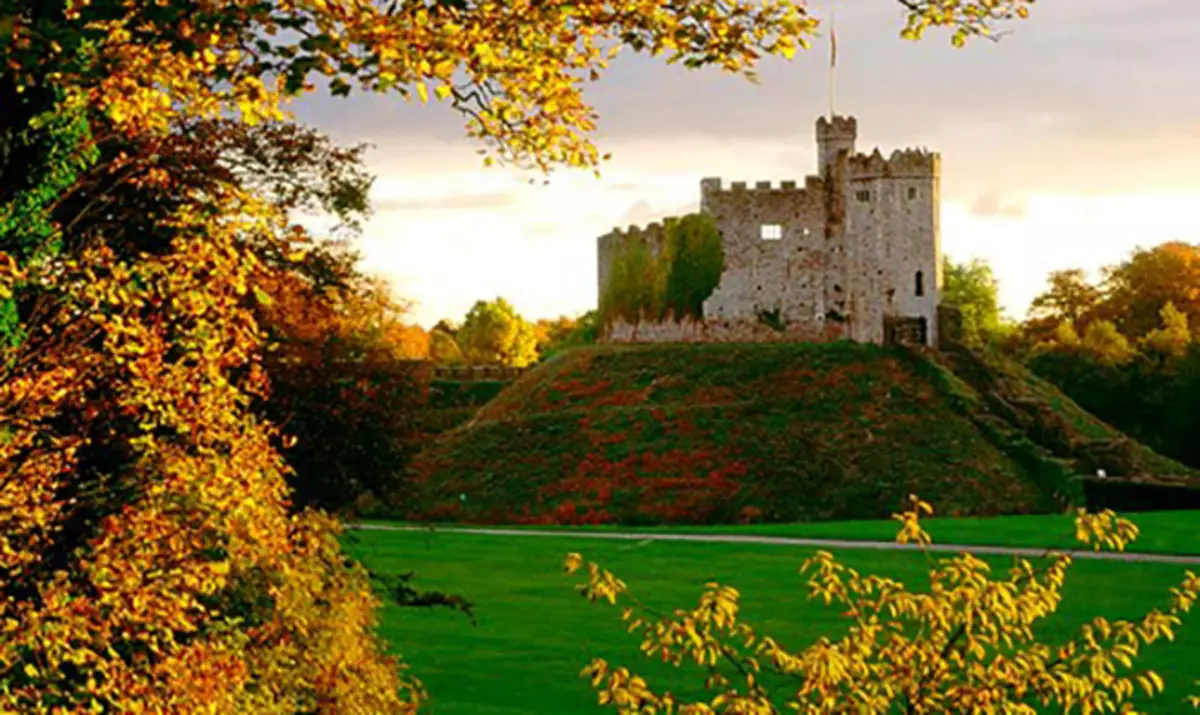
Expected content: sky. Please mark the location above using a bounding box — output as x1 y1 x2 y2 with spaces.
291 0 1200 328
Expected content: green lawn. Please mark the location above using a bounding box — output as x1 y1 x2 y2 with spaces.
364 508 1200 556
345 514 1200 714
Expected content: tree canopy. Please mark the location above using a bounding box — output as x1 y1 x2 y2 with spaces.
941 256 1004 346
456 297 539 367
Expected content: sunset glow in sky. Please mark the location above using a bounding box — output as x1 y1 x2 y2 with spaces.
293 0 1200 328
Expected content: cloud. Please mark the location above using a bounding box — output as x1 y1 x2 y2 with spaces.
969 194 1027 220
604 181 644 193
371 191 518 212
616 198 698 228
523 218 606 239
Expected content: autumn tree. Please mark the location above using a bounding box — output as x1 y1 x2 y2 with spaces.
537 310 600 360
430 326 467 365
1 0 1043 709
566 498 1200 713
1141 302 1192 361
534 314 583 358
1029 269 1102 325
1100 242 1200 340
1023 268 1103 347
1076 319 1136 366
256 240 433 513
456 297 539 367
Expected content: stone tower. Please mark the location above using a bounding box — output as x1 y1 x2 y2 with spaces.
816 115 857 177
837 142 941 345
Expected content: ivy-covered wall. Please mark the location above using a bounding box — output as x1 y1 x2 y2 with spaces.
598 213 723 325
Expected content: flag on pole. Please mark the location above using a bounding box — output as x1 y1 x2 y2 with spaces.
828 4 837 119
830 25 837 69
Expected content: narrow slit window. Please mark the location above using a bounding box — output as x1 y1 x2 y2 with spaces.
855 189 871 203
760 224 782 241
915 270 925 297
907 187 918 200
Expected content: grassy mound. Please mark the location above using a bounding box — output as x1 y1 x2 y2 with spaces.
403 342 1195 525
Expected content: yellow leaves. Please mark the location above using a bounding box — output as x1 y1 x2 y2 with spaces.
568 500 1195 713
1075 508 1140 552
892 494 934 547
900 0 1035 46
564 552 583 574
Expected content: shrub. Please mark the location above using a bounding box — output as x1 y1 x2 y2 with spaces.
566 497 1200 713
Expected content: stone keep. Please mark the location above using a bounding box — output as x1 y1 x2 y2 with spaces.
597 114 943 346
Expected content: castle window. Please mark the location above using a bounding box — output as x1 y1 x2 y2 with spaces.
907 187 918 200
915 270 925 297
760 223 782 240
855 189 871 202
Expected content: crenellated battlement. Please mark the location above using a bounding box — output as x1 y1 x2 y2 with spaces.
816 114 858 138
699 175 825 201
599 218 676 244
846 147 940 179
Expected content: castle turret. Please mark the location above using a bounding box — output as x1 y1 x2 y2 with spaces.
816 115 857 178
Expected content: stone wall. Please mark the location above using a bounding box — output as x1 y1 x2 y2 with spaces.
433 364 529 382
700 177 828 331
603 317 841 344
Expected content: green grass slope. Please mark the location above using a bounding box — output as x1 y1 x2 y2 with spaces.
403 342 1196 525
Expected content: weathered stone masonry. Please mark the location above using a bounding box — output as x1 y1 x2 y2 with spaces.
597 115 942 346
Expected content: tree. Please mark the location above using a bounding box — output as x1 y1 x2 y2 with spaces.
1100 242 1200 340
456 297 539 367
1 105 416 708
566 497 1200 713
534 314 579 355
534 311 601 361
256 240 432 514
941 256 1004 346
1050 320 1082 350
430 328 467 365
1141 302 1192 361
1027 268 1102 333
1079 319 1136 367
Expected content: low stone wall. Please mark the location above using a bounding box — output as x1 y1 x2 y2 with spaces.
602 318 842 344
433 364 529 382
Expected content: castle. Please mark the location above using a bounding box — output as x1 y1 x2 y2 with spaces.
596 115 943 347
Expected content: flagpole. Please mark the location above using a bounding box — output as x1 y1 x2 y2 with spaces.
828 1 837 121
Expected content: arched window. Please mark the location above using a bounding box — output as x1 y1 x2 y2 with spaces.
915 270 925 297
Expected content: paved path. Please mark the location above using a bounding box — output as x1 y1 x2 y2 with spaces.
351 523 1200 566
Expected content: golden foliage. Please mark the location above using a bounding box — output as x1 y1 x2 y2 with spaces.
566 496 1200 714
4 0 1033 175
1 186 418 710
